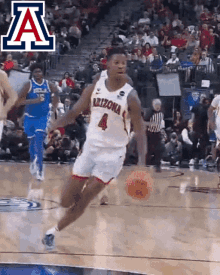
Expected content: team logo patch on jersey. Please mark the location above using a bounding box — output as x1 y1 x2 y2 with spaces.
1 1 55 52
117 91 125 99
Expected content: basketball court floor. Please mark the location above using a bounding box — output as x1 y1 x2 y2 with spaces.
1 161 220 275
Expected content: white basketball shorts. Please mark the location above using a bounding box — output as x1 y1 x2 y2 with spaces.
215 117 220 143
0 120 4 142
72 141 126 184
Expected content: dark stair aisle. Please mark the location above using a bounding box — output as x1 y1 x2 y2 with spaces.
46 0 143 81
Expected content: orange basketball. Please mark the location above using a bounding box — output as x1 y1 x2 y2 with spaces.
125 171 153 200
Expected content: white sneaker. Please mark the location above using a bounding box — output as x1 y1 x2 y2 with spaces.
30 156 37 175
36 169 45 181
199 159 204 165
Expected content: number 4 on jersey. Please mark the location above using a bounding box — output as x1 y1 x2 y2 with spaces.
98 113 108 130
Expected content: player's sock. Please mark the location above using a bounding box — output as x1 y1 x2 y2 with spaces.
46 226 59 236
28 136 36 162
35 131 45 173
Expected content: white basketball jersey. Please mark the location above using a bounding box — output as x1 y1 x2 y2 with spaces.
86 70 133 148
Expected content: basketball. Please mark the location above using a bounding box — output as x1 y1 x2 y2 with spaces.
125 170 154 200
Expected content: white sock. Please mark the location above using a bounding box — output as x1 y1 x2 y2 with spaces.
46 226 59 236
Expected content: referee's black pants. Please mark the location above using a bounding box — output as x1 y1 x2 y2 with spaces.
146 131 164 167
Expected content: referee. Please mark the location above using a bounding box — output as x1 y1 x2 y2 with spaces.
144 98 166 172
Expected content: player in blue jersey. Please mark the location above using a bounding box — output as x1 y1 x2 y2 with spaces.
15 63 59 181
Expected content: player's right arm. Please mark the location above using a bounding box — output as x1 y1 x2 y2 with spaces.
15 81 43 107
48 79 98 133
0 70 18 118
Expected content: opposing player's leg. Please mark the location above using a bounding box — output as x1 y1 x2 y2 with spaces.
35 130 46 180
35 116 49 181
23 116 37 175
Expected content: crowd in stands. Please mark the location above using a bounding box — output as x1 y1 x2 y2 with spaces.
1 0 220 169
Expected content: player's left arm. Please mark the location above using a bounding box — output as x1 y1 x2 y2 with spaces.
127 89 147 166
49 82 59 114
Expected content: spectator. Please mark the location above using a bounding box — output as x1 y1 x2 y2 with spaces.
138 11 151 26
118 18 129 37
148 47 162 63
200 7 213 23
163 132 182 166
190 94 210 163
151 13 162 30
214 22 220 53
44 129 62 161
180 119 195 163
194 2 204 21
55 97 65 118
56 134 79 162
142 42 153 57
173 110 183 135
190 46 202 65
172 14 182 31
149 53 163 74
3 54 14 73
80 13 90 36
60 26 71 53
143 31 159 47
63 97 73 113
186 34 200 54
166 52 181 72
208 28 216 52
59 72 75 93
99 48 108 70
3 127 29 161
68 23 81 48
171 32 187 51
161 35 171 51
198 50 214 73
74 65 88 89
200 24 212 50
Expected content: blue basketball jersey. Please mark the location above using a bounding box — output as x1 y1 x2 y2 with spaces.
25 78 51 118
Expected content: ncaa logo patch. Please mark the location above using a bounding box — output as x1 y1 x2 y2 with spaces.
1 1 55 52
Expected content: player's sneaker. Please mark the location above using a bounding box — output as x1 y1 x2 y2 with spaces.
36 169 45 181
42 234 55 250
30 156 37 175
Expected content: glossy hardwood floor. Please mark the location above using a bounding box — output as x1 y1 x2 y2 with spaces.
0 162 220 275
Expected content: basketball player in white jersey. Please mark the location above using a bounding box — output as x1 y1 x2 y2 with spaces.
42 47 147 249
208 95 220 146
0 69 18 141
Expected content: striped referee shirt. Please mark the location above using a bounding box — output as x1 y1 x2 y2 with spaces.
145 109 164 133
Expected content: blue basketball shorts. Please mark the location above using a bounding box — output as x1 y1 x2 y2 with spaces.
24 115 49 138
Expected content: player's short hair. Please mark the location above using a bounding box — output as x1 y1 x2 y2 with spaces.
29 63 44 73
107 47 127 61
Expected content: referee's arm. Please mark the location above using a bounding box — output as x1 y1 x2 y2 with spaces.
128 89 147 166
